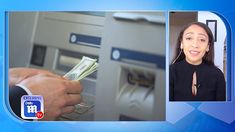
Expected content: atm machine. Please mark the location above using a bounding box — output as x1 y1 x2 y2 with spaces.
13 12 105 120
9 12 165 121
95 12 166 120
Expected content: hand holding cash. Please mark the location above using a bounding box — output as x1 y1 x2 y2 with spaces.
64 56 98 81
60 56 97 119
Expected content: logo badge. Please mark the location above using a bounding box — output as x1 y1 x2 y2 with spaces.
21 95 44 119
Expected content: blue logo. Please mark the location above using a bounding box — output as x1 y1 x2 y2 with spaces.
21 95 44 119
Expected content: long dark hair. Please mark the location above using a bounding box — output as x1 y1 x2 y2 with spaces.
172 22 215 65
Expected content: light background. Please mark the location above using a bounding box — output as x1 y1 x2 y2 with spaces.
0 0 235 131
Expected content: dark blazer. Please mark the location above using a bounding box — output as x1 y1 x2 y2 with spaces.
9 86 28 118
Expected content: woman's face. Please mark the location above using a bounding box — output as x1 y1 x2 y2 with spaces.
181 24 209 65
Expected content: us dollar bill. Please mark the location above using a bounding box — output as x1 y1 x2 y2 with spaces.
64 56 98 81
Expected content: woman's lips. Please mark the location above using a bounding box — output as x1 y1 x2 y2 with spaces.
189 50 200 56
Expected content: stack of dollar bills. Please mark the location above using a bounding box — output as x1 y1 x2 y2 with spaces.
64 56 98 81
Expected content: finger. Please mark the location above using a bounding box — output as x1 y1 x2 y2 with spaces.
61 106 76 115
37 72 62 79
65 94 82 106
65 81 83 94
9 77 18 87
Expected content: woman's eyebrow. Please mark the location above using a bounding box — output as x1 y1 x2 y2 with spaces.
184 32 194 36
184 32 207 38
197 33 207 38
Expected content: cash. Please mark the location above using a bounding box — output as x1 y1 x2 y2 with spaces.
64 56 98 81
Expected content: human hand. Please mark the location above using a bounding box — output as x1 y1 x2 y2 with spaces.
18 73 83 120
9 68 57 87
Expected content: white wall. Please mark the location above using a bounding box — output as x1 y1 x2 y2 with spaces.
198 11 226 72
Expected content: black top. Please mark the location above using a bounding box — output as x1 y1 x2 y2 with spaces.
170 60 226 101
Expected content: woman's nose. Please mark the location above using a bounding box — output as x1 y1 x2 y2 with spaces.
191 40 199 48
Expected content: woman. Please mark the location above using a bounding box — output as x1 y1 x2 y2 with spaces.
170 22 226 101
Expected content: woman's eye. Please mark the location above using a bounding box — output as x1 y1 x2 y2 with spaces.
185 37 192 40
200 39 206 42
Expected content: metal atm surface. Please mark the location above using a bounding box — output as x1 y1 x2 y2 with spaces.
95 12 166 121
